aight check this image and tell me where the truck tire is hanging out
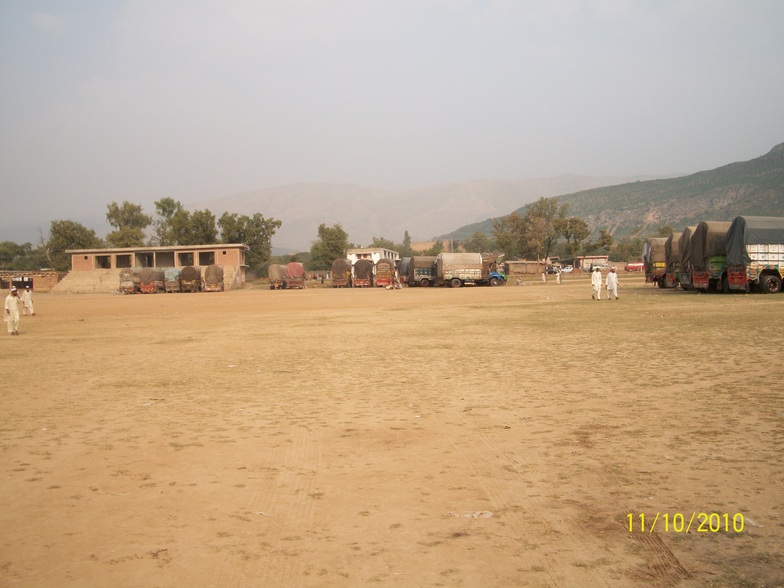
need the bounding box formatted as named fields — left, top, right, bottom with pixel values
left=419, top=279, right=430, bottom=287
left=450, top=278, right=462, bottom=288
left=721, top=275, right=730, bottom=294
left=489, top=276, right=501, bottom=287
left=760, top=274, right=782, bottom=294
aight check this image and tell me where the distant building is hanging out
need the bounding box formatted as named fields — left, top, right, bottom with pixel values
left=0, top=270, right=66, bottom=292
left=57, top=243, right=250, bottom=292
left=346, top=248, right=400, bottom=265
left=575, top=255, right=610, bottom=271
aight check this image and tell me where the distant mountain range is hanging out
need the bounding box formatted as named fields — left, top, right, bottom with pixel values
left=190, top=174, right=668, bottom=252
left=449, top=143, right=784, bottom=240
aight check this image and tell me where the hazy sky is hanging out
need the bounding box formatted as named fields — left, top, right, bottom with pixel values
left=1, top=0, right=783, bottom=237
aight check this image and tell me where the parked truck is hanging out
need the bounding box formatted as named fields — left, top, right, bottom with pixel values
left=268, top=264, right=287, bottom=289
left=285, top=262, right=306, bottom=289
left=330, top=259, right=352, bottom=288
left=352, top=259, right=374, bottom=288
left=139, top=267, right=165, bottom=293
left=677, top=225, right=698, bottom=290
left=643, top=237, right=668, bottom=287
left=435, top=252, right=506, bottom=287
left=203, top=264, right=224, bottom=292
left=374, top=258, right=396, bottom=288
left=119, top=268, right=140, bottom=294
left=180, top=266, right=202, bottom=292
left=726, top=215, right=784, bottom=294
left=164, top=267, right=182, bottom=293
left=691, top=221, right=732, bottom=292
left=663, top=231, right=683, bottom=288
left=408, top=256, right=437, bottom=287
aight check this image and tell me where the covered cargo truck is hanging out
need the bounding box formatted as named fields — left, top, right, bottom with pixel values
left=374, top=258, right=396, bottom=288
left=726, top=215, right=784, bottom=294
left=409, top=256, right=437, bottom=287
left=397, top=258, right=411, bottom=286
left=331, top=259, right=352, bottom=288
left=353, top=259, right=373, bottom=288
left=119, top=268, right=140, bottom=294
left=180, top=266, right=202, bottom=292
left=691, top=221, right=732, bottom=292
left=164, top=267, right=182, bottom=293
left=139, top=267, right=165, bottom=293
left=435, top=253, right=506, bottom=287
left=677, top=226, right=698, bottom=290
left=203, top=264, right=224, bottom=292
left=643, top=237, right=668, bottom=287
left=268, top=264, right=287, bottom=289
left=285, top=262, right=305, bottom=289
left=664, top=232, right=683, bottom=288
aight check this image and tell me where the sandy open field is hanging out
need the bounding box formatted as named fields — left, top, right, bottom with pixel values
left=1, top=273, right=783, bottom=587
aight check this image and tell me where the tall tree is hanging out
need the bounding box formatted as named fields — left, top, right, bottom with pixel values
left=187, top=209, right=218, bottom=245
left=310, top=223, right=349, bottom=270
left=492, top=212, right=526, bottom=259
left=555, top=217, right=590, bottom=262
left=47, top=220, right=104, bottom=271
left=152, top=197, right=185, bottom=245
left=521, top=197, right=568, bottom=261
left=105, top=201, right=152, bottom=247
left=463, top=231, right=494, bottom=253
left=218, top=212, right=282, bottom=274
left=397, top=231, right=415, bottom=258
left=371, top=236, right=397, bottom=251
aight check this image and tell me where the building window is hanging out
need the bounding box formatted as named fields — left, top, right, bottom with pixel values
left=199, top=251, right=215, bottom=266
left=95, top=255, right=111, bottom=269
left=116, top=254, right=132, bottom=268
left=178, top=252, right=194, bottom=267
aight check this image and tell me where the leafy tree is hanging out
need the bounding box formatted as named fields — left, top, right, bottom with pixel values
left=658, top=225, right=674, bottom=237
left=397, top=231, right=416, bottom=258
left=310, top=223, right=349, bottom=270
left=611, top=237, right=644, bottom=261
left=218, top=212, right=282, bottom=274
left=0, top=241, right=27, bottom=268
left=520, top=197, right=568, bottom=261
left=421, top=240, right=445, bottom=256
left=463, top=231, right=494, bottom=253
left=584, top=229, right=615, bottom=255
left=555, top=217, right=590, bottom=262
left=47, top=220, right=104, bottom=271
left=371, top=236, right=397, bottom=251
left=152, top=197, right=185, bottom=245
left=105, top=201, right=151, bottom=247
left=188, top=209, right=218, bottom=245
left=492, top=212, right=526, bottom=259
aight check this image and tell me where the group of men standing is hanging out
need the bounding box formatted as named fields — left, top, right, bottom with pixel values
left=4, top=285, right=34, bottom=335
left=591, top=267, right=619, bottom=300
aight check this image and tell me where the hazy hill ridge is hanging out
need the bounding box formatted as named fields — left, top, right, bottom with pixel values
left=450, top=143, right=784, bottom=240
left=191, top=175, right=665, bottom=251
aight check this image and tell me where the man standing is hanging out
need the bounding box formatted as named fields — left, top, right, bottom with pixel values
left=5, top=287, right=21, bottom=335
left=591, top=267, right=602, bottom=300
left=20, top=286, right=35, bottom=316
left=606, top=267, right=619, bottom=300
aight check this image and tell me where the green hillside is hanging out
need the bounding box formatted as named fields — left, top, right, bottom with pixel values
left=448, top=142, right=784, bottom=239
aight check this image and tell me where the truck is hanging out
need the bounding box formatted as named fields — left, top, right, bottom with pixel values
left=203, top=264, right=224, bottom=292
left=690, top=221, right=732, bottom=292
left=119, top=268, right=140, bottom=294
left=434, top=252, right=506, bottom=287
left=374, top=258, right=396, bottom=288
left=268, top=264, right=287, bottom=289
left=180, top=266, right=202, bottom=293
left=726, top=215, right=784, bottom=294
left=677, top=225, right=698, bottom=290
left=642, top=237, right=668, bottom=287
left=663, top=232, right=682, bottom=288
left=408, top=256, right=437, bottom=287
left=164, top=267, right=182, bottom=293
left=139, top=267, right=165, bottom=293
left=330, top=259, right=352, bottom=288
left=353, top=259, right=374, bottom=288
left=285, top=262, right=306, bottom=289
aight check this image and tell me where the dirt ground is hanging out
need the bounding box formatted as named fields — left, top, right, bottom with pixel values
left=1, top=273, right=783, bottom=587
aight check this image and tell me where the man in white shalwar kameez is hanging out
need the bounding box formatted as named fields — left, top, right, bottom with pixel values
left=5, top=287, right=21, bottom=335
left=20, top=286, right=34, bottom=315
left=591, top=267, right=602, bottom=300
left=606, top=267, right=619, bottom=300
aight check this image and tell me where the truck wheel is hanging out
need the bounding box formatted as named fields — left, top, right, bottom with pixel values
left=489, top=276, right=501, bottom=287
left=721, top=275, right=730, bottom=294
left=419, top=279, right=430, bottom=287
left=760, top=274, right=782, bottom=294
left=450, top=278, right=462, bottom=288
left=657, top=278, right=666, bottom=289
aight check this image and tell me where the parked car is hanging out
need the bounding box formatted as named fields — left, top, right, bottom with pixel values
left=561, top=265, right=574, bottom=273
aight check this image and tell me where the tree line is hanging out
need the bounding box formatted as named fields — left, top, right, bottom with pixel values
left=2, top=195, right=657, bottom=275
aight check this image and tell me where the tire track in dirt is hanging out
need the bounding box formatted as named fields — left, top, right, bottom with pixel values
left=430, top=408, right=629, bottom=587
left=207, top=426, right=322, bottom=587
